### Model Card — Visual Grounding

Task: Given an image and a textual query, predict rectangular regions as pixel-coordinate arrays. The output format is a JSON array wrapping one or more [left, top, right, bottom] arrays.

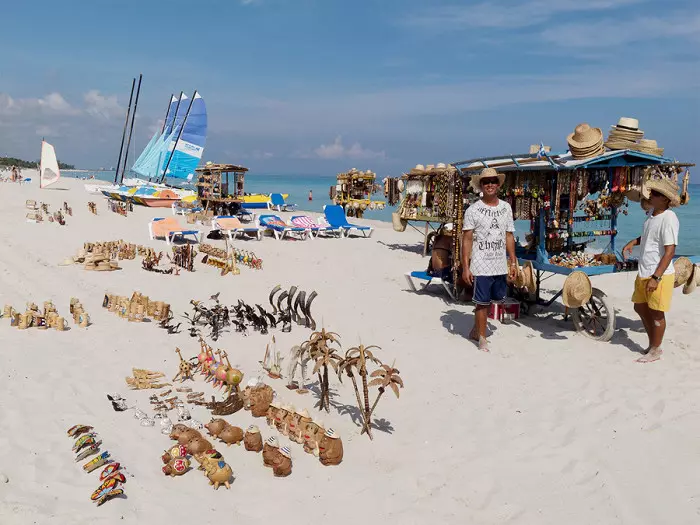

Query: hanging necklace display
[[451, 173, 464, 291]]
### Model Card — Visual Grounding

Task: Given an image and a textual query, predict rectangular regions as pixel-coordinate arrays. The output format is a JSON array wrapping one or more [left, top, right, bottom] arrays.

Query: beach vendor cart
[[329, 168, 386, 218], [453, 142, 695, 342], [194, 163, 249, 216]]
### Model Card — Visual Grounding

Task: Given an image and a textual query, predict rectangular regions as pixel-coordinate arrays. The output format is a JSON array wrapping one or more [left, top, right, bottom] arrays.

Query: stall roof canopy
[[195, 163, 249, 173], [453, 149, 677, 173]]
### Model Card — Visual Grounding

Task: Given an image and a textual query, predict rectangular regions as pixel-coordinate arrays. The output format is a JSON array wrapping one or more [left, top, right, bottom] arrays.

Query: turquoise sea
[[64, 171, 700, 256]]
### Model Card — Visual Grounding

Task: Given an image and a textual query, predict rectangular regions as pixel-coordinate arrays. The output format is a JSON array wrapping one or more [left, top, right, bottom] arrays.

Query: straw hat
[[324, 428, 339, 439], [608, 117, 644, 141], [682, 265, 699, 295], [643, 177, 680, 207], [279, 446, 292, 459], [246, 425, 260, 433], [436, 162, 447, 169], [562, 271, 593, 308], [636, 139, 664, 156], [521, 261, 536, 294], [673, 257, 693, 288], [567, 123, 603, 158], [469, 167, 505, 192], [410, 164, 426, 174]]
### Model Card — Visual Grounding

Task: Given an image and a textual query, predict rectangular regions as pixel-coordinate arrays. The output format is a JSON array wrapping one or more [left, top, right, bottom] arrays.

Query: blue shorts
[[473, 274, 507, 305]]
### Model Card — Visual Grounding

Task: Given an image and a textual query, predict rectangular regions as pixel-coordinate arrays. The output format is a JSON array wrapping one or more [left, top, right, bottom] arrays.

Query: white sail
[[40, 141, 60, 188]]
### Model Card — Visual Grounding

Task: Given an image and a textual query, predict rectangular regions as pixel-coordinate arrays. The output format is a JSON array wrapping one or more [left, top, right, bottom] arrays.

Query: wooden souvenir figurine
[[161, 444, 188, 464], [318, 428, 343, 466], [204, 418, 228, 439], [249, 384, 274, 418], [163, 457, 190, 477], [273, 446, 293, 478], [274, 404, 290, 435], [218, 424, 244, 446], [205, 460, 233, 490], [185, 436, 213, 456], [262, 436, 280, 467], [169, 424, 191, 440], [285, 407, 302, 441], [244, 425, 263, 452], [303, 420, 325, 456], [172, 348, 194, 383], [193, 449, 223, 472], [266, 400, 280, 428], [175, 428, 202, 446], [292, 409, 311, 444]]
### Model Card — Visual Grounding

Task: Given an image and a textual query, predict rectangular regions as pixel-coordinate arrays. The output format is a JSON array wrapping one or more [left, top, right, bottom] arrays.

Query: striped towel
[[291, 216, 320, 229]]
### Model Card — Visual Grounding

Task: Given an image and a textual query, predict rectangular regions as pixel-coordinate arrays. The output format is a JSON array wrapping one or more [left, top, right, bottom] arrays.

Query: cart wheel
[[571, 287, 615, 342]]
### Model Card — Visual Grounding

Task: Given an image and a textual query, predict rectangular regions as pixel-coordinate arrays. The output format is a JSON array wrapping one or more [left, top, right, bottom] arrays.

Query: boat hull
[[241, 193, 288, 209], [134, 197, 181, 208]]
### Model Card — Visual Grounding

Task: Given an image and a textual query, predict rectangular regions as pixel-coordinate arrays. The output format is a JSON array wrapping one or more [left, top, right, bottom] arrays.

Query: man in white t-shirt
[[622, 178, 681, 363], [461, 167, 518, 352]]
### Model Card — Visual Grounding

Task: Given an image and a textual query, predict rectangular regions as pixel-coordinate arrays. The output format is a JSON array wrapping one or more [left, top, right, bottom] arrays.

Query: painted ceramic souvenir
[[91, 478, 120, 501], [303, 420, 325, 456], [99, 463, 121, 481], [274, 405, 290, 435], [67, 424, 93, 437], [185, 436, 213, 456], [205, 460, 233, 490], [83, 451, 111, 473], [318, 428, 343, 466], [169, 424, 191, 440], [204, 418, 228, 438], [273, 446, 292, 478], [262, 436, 280, 467], [194, 449, 223, 472], [95, 488, 124, 507], [218, 425, 244, 446], [176, 428, 202, 446], [293, 409, 311, 444], [244, 425, 263, 452], [224, 368, 244, 396], [73, 433, 98, 452], [250, 384, 274, 418], [284, 407, 301, 440], [75, 442, 102, 462], [163, 457, 190, 477], [161, 444, 188, 464]]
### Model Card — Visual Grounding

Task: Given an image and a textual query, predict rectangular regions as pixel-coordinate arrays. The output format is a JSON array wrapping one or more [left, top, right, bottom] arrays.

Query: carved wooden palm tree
[[307, 329, 342, 412], [338, 344, 381, 438], [365, 362, 403, 436]]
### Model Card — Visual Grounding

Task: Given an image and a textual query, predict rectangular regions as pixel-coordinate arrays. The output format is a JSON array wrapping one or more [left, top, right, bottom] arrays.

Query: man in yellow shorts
[[623, 178, 680, 363]]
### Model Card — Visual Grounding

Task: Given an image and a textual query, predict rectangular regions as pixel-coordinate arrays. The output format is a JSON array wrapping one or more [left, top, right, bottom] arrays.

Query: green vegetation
[[0, 157, 75, 170]]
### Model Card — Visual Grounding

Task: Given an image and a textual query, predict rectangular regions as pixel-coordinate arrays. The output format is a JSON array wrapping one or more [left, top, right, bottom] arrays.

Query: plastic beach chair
[[404, 271, 455, 300], [171, 202, 203, 216], [259, 214, 309, 240], [148, 217, 200, 245], [267, 193, 296, 212], [290, 215, 336, 239], [323, 204, 373, 238], [211, 216, 262, 241]]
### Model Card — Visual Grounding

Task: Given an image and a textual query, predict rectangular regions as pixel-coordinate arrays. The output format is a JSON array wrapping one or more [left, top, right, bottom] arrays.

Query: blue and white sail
[[162, 92, 207, 181], [163, 95, 179, 133]]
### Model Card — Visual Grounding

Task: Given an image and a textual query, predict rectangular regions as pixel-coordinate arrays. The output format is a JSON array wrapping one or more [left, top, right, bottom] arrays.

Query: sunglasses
[[480, 178, 500, 186]]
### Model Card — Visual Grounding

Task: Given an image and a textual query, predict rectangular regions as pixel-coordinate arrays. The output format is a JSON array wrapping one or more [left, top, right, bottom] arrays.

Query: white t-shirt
[[638, 209, 679, 278], [463, 199, 515, 276]]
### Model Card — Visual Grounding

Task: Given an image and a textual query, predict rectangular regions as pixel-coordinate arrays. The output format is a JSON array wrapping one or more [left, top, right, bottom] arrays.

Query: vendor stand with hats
[[329, 168, 386, 218], [452, 119, 696, 342], [194, 162, 249, 216]]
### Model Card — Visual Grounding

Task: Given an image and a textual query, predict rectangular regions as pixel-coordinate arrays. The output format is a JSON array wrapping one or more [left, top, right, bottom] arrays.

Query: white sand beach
[[1, 173, 699, 525]]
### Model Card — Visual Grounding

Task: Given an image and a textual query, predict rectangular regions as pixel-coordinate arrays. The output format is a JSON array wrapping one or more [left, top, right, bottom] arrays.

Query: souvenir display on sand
[[162, 444, 188, 463], [266, 400, 280, 427], [172, 348, 195, 383], [168, 424, 191, 440], [274, 404, 290, 435], [303, 420, 325, 457], [126, 368, 171, 390], [68, 424, 94, 437], [285, 407, 302, 441], [262, 436, 281, 467], [174, 428, 202, 446], [104, 292, 171, 324], [171, 244, 197, 272], [193, 449, 223, 472], [217, 424, 244, 446], [244, 382, 274, 418], [269, 285, 318, 331], [185, 436, 214, 456], [291, 409, 311, 444], [261, 336, 284, 379], [163, 457, 190, 477], [304, 328, 342, 412], [337, 344, 381, 438], [244, 425, 263, 452], [87, 201, 97, 214], [318, 428, 343, 466], [364, 361, 403, 438], [75, 443, 103, 462], [205, 460, 233, 490], [3, 300, 67, 331], [199, 243, 241, 276], [204, 418, 228, 438], [273, 446, 293, 477], [83, 451, 111, 473]]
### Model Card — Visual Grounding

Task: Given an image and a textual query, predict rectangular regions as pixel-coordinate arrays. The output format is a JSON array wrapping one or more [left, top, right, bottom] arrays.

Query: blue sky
[[1, 0, 698, 174]]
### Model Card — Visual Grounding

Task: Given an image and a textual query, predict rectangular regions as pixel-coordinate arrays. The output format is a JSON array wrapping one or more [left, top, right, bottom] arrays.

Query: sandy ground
[[0, 172, 699, 525]]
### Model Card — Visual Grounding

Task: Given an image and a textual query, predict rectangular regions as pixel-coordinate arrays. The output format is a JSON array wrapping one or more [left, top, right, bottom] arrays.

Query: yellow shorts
[[631, 274, 674, 312]]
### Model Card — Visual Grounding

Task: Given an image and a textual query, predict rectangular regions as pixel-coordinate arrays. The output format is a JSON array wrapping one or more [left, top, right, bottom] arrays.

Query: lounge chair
[[288, 215, 332, 239], [211, 216, 263, 241], [172, 202, 203, 216], [404, 271, 455, 300], [323, 204, 373, 238], [267, 193, 296, 212], [148, 217, 200, 245], [259, 214, 309, 240]]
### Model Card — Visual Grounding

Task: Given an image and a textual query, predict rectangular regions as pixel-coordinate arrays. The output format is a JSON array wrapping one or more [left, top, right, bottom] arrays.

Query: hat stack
[[567, 123, 604, 159], [636, 139, 664, 156], [605, 117, 644, 150]]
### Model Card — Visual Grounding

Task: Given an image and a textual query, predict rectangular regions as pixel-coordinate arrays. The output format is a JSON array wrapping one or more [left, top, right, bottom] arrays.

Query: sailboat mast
[[160, 90, 196, 184], [169, 91, 184, 134], [160, 94, 174, 134], [113, 78, 136, 184], [119, 73, 142, 184]]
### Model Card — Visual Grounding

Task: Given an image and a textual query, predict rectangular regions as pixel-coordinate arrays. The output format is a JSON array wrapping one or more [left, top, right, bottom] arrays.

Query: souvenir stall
[[454, 137, 694, 341], [329, 168, 386, 218], [390, 163, 469, 255], [194, 163, 249, 215]]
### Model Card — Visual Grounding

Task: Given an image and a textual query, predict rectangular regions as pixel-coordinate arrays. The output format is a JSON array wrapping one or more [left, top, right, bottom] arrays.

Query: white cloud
[[0, 92, 78, 116], [84, 90, 124, 119], [313, 136, 386, 160]]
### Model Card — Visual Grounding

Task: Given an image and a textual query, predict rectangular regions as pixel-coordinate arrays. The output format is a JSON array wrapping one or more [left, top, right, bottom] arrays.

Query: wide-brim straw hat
[[469, 167, 505, 192], [682, 264, 700, 295], [410, 164, 426, 174], [521, 261, 536, 294], [562, 271, 592, 308], [636, 139, 664, 156], [674, 257, 693, 288], [567, 123, 603, 150], [571, 144, 604, 160], [643, 177, 680, 207]]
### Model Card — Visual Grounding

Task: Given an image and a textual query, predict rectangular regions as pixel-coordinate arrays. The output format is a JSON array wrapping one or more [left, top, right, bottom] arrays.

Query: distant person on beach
[[308, 190, 313, 201], [623, 179, 680, 363], [11, 166, 19, 182], [461, 167, 517, 352]]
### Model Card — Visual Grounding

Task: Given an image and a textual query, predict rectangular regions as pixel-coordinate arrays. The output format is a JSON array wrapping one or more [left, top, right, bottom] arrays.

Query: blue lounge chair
[[259, 214, 309, 240], [211, 216, 263, 241], [323, 205, 373, 238], [268, 193, 296, 212], [404, 271, 455, 300]]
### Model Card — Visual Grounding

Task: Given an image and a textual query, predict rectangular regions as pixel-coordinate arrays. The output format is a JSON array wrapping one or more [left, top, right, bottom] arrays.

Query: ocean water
[[65, 170, 700, 255]]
